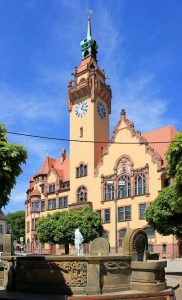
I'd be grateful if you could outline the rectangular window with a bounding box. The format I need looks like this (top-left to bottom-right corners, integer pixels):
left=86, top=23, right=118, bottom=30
left=59, top=196, right=68, bottom=208
left=80, top=127, right=83, bottom=138
left=139, top=203, right=146, bottom=220
left=48, top=199, right=56, bottom=210
left=41, top=184, right=45, bottom=193
left=41, top=200, right=45, bottom=212
left=118, top=207, right=124, bottom=222
left=32, top=219, right=35, bottom=230
left=49, top=184, right=55, bottom=193
left=0, top=225, right=3, bottom=234
left=27, top=221, right=30, bottom=233
left=76, top=165, right=87, bottom=178
left=125, top=206, right=131, bottom=220
left=104, top=209, right=110, bottom=223
left=118, top=206, right=131, bottom=222
left=35, top=201, right=40, bottom=212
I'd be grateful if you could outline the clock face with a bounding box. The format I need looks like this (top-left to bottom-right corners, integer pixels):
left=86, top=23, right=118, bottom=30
left=75, top=100, right=88, bottom=118
left=97, top=101, right=106, bottom=119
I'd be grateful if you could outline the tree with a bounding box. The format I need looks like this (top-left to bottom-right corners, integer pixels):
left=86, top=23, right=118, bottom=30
left=7, top=210, right=25, bottom=242
left=145, top=132, right=182, bottom=238
left=0, top=124, right=27, bottom=208
left=166, top=132, right=182, bottom=212
left=36, top=207, right=104, bottom=254
left=145, top=186, right=182, bottom=239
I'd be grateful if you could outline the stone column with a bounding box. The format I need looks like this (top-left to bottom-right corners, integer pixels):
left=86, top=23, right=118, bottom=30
left=86, top=260, right=100, bottom=295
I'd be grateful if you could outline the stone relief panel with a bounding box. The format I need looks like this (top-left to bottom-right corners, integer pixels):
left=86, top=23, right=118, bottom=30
left=15, top=260, right=87, bottom=288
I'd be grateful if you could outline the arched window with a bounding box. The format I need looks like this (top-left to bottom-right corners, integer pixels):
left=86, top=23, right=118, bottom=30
left=117, top=176, right=131, bottom=199
left=135, top=174, right=146, bottom=195
left=77, top=186, right=87, bottom=203
left=104, top=181, right=114, bottom=201
left=118, top=229, right=127, bottom=247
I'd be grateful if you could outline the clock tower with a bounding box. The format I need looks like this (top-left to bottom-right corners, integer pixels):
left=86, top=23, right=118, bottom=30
left=68, top=16, right=112, bottom=204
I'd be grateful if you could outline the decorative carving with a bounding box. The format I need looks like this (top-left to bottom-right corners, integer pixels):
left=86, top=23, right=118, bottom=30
left=15, top=260, right=87, bottom=287
left=102, top=260, right=130, bottom=271
left=123, top=228, right=148, bottom=261
left=117, top=157, right=132, bottom=175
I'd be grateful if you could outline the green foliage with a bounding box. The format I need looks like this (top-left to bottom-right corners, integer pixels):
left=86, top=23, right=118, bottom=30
left=0, top=124, right=27, bottom=208
left=145, top=186, right=182, bottom=239
left=7, top=210, right=25, bottom=242
left=166, top=132, right=182, bottom=183
left=36, top=207, right=104, bottom=248
left=166, top=132, right=182, bottom=212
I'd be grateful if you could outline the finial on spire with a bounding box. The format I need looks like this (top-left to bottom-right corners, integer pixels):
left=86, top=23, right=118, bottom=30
left=120, top=109, right=126, bottom=117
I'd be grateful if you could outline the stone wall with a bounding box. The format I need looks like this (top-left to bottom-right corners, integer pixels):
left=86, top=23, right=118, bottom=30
left=3, top=255, right=131, bottom=295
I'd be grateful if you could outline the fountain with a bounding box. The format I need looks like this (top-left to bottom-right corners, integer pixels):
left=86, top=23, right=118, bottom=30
left=2, top=228, right=167, bottom=295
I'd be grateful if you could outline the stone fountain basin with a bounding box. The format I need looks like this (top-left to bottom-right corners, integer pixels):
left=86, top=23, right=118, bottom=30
left=131, top=260, right=167, bottom=292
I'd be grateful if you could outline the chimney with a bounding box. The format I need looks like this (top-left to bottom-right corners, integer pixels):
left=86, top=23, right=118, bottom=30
left=60, top=149, right=66, bottom=164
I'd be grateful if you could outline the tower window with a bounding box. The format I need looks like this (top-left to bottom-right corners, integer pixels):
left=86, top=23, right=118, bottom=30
left=80, top=127, right=83, bottom=138
left=76, top=163, right=87, bottom=178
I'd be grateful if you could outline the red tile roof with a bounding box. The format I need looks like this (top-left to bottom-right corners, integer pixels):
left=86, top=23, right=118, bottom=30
left=37, top=155, right=70, bottom=181
left=143, top=125, right=177, bottom=166
left=30, top=187, right=41, bottom=197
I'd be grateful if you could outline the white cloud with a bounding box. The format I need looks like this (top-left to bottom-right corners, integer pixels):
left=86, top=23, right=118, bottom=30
left=0, top=81, right=66, bottom=128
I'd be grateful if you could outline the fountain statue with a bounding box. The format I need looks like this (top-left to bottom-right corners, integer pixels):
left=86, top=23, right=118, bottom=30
left=74, top=228, right=84, bottom=256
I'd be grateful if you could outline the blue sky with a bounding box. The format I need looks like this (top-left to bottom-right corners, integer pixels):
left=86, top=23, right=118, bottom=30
left=1, top=0, right=181, bottom=213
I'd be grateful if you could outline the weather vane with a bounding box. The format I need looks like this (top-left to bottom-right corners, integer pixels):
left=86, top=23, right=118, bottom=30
left=87, top=9, right=93, bottom=17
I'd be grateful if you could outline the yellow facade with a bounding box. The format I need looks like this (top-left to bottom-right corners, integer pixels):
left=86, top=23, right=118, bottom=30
left=25, top=19, right=181, bottom=258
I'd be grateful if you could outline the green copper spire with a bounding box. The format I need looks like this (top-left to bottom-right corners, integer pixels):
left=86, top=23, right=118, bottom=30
left=80, top=14, right=99, bottom=61
left=87, top=16, right=92, bottom=39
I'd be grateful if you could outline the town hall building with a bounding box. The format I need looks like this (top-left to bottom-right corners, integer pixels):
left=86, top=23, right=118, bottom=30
left=25, top=17, right=181, bottom=258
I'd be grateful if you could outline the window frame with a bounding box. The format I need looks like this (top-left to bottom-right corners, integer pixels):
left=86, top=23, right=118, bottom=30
left=104, top=209, right=111, bottom=223
left=104, top=181, right=115, bottom=201
left=139, top=203, right=147, bottom=220
left=77, top=186, right=87, bottom=203
left=118, top=206, right=131, bottom=222
left=48, top=198, right=56, bottom=210
left=117, top=175, right=131, bottom=199
left=59, top=196, right=68, bottom=209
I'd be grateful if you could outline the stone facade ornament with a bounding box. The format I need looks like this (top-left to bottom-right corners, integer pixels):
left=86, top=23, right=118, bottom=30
left=123, top=228, right=148, bottom=261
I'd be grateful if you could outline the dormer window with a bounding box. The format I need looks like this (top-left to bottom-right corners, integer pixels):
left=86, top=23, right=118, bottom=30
left=49, top=184, right=55, bottom=193
left=76, top=163, right=87, bottom=178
